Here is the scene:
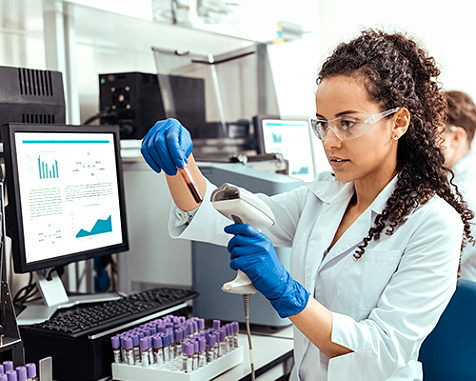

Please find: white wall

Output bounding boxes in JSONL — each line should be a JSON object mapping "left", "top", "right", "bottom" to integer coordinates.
{"left": 317, "top": 0, "right": 476, "bottom": 102}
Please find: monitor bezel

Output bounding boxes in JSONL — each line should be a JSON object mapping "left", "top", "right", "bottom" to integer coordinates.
{"left": 2, "top": 123, "right": 129, "bottom": 273}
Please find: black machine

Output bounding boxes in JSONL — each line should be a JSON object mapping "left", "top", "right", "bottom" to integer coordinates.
{"left": 0, "top": 65, "right": 65, "bottom": 127}
{"left": 98, "top": 71, "right": 206, "bottom": 139}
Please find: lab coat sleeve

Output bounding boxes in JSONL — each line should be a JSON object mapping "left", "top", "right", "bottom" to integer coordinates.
{"left": 168, "top": 177, "right": 309, "bottom": 248}
{"left": 327, "top": 201, "right": 463, "bottom": 380}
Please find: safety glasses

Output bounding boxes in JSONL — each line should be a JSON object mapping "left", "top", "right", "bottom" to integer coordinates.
{"left": 310, "top": 107, "right": 400, "bottom": 141}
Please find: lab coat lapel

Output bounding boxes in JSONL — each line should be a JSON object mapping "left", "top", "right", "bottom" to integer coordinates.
{"left": 318, "top": 207, "right": 373, "bottom": 270}
{"left": 304, "top": 179, "right": 354, "bottom": 290}
{"left": 318, "top": 175, "right": 399, "bottom": 271}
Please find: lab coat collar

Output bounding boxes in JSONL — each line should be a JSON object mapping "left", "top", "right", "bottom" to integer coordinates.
{"left": 308, "top": 173, "right": 355, "bottom": 205}
{"left": 308, "top": 172, "right": 398, "bottom": 214}
{"left": 369, "top": 174, "right": 399, "bottom": 215}
{"left": 453, "top": 151, "right": 476, "bottom": 176}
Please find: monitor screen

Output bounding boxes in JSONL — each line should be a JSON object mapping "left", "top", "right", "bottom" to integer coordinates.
{"left": 258, "top": 118, "right": 315, "bottom": 182}
{"left": 2, "top": 124, "right": 129, "bottom": 273}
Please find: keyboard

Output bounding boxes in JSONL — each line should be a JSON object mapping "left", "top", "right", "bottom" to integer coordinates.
{"left": 26, "top": 287, "right": 198, "bottom": 338}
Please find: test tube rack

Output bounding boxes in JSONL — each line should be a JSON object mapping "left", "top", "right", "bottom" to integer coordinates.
{"left": 112, "top": 346, "right": 243, "bottom": 381}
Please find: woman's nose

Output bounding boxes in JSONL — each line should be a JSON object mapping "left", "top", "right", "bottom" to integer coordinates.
{"left": 322, "top": 127, "right": 342, "bottom": 149}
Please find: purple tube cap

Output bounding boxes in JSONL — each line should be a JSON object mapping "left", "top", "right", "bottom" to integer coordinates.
{"left": 2, "top": 363, "right": 12, "bottom": 373}
{"left": 219, "top": 328, "right": 226, "bottom": 341}
{"left": 152, "top": 335, "right": 163, "bottom": 348}
{"left": 206, "top": 333, "right": 217, "bottom": 346}
{"left": 111, "top": 336, "right": 120, "bottom": 349}
{"left": 131, "top": 334, "right": 140, "bottom": 346}
{"left": 0, "top": 364, "right": 4, "bottom": 374}
{"left": 0, "top": 374, "right": 6, "bottom": 381}
{"left": 140, "top": 337, "right": 151, "bottom": 351}
{"left": 212, "top": 320, "right": 221, "bottom": 330}
{"left": 5, "top": 370, "right": 16, "bottom": 381}
{"left": 15, "top": 367, "right": 26, "bottom": 381}
{"left": 161, "top": 333, "right": 169, "bottom": 346}
{"left": 25, "top": 364, "right": 36, "bottom": 378}
{"left": 192, "top": 340, "right": 199, "bottom": 352}
{"left": 198, "top": 338, "right": 206, "bottom": 351}
{"left": 198, "top": 318, "right": 205, "bottom": 330}
{"left": 122, "top": 337, "right": 133, "bottom": 350}
{"left": 183, "top": 342, "right": 194, "bottom": 356}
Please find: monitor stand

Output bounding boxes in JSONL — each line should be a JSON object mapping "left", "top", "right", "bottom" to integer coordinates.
{"left": 16, "top": 269, "right": 122, "bottom": 326}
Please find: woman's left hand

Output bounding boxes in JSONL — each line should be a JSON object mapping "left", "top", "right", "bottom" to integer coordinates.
{"left": 225, "top": 224, "right": 310, "bottom": 318}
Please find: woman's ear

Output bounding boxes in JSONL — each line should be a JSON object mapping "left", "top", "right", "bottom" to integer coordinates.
{"left": 392, "top": 107, "right": 410, "bottom": 140}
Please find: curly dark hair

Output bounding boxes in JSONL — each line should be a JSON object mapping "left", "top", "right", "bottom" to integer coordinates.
{"left": 317, "top": 29, "right": 474, "bottom": 259}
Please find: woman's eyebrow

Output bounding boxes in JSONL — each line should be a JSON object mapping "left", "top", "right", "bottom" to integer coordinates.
{"left": 316, "top": 110, "right": 360, "bottom": 118}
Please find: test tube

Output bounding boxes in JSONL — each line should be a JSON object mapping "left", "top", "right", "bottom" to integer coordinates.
{"left": 122, "top": 337, "right": 135, "bottom": 365}
{"left": 111, "top": 336, "right": 122, "bottom": 363}
{"left": 175, "top": 328, "right": 184, "bottom": 357}
{"left": 178, "top": 166, "right": 203, "bottom": 204}
{"left": 182, "top": 343, "right": 193, "bottom": 373}
{"left": 206, "top": 334, "right": 217, "bottom": 363}
{"left": 212, "top": 320, "right": 221, "bottom": 330}
{"left": 167, "top": 332, "right": 175, "bottom": 359}
{"left": 15, "top": 367, "right": 26, "bottom": 381}
{"left": 5, "top": 370, "right": 16, "bottom": 381}
{"left": 192, "top": 340, "right": 199, "bottom": 370}
{"left": 25, "top": 364, "right": 36, "bottom": 381}
{"left": 198, "top": 338, "right": 206, "bottom": 368}
{"left": 152, "top": 335, "right": 164, "bottom": 366}
{"left": 140, "top": 337, "right": 151, "bottom": 367}
{"left": 233, "top": 322, "right": 239, "bottom": 348}
{"left": 162, "top": 334, "right": 170, "bottom": 362}
{"left": 131, "top": 334, "right": 141, "bottom": 364}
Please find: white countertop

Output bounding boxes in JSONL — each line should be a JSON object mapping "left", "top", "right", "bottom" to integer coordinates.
{"left": 213, "top": 329, "right": 294, "bottom": 380}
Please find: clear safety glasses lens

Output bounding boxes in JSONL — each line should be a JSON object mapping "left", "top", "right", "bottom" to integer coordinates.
{"left": 310, "top": 107, "right": 400, "bottom": 141}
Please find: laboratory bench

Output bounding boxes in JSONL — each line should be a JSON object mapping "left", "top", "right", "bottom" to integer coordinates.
{"left": 214, "top": 326, "right": 294, "bottom": 381}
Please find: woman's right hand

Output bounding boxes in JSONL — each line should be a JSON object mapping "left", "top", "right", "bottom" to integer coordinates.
{"left": 140, "top": 118, "right": 193, "bottom": 176}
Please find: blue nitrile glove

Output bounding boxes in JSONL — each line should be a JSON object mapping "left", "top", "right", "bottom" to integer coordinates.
{"left": 225, "top": 224, "right": 310, "bottom": 318}
{"left": 140, "top": 118, "right": 192, "bottom": 176}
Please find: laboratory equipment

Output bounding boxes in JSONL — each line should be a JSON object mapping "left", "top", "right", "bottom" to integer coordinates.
{"left": 211, "top": 184, "right": 275, "bottom": 294}
{"left": 20, "top": 287, "right": 197, "bottom": 381}
{"left": 0, "top": 164, "right": 23, "bottom": 365}
{"left": 0, "top": 66, "right": 65, "bottom": 129}
{"left": 253, "top": 116, "right": 316, "bottom": 182}
{"left": 193, "top": 162, "right": 303, "bottom": 326}
{"left": 2, "top": 123, "right": 129, "bottom": 321}
{"left": 152, "top": 44, "right": 280, "bottom": 159}
{"left": 98, "top": 72, "right": 206, "bottom": 139}
{"left": 211, "top": 183, "right": 277, "bottom": 381}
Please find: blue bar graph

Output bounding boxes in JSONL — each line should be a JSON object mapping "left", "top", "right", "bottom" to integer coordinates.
{"left": 38, "top": 156, "right": 59, "bottom": 179}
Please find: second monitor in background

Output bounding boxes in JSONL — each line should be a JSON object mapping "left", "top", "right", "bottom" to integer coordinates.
{"left": 254, "top": 116, "right": 316, "bottom": 182}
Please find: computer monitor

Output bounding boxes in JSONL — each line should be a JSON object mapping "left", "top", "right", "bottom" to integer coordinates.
{"left": 2, "top": 123, "right": 128, "bottom": 317}
{"left": 254, "top": 116, "right": 316, "bottom": 182}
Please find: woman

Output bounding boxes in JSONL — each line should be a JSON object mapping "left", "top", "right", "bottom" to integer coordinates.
{"left": 141, "top": 30, "right": 473, "bottom": 380}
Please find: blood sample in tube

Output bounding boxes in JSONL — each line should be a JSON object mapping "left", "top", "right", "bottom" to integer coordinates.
{"left": 178, "top": 166, "right": 203, "bottom": 204}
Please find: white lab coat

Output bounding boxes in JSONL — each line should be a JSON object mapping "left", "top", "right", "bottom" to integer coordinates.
{"left": 452, "top": 152, "right": 476, "bottom": 281}
{"left": 168, "top": 171, "right": 463, "bottom": 381}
